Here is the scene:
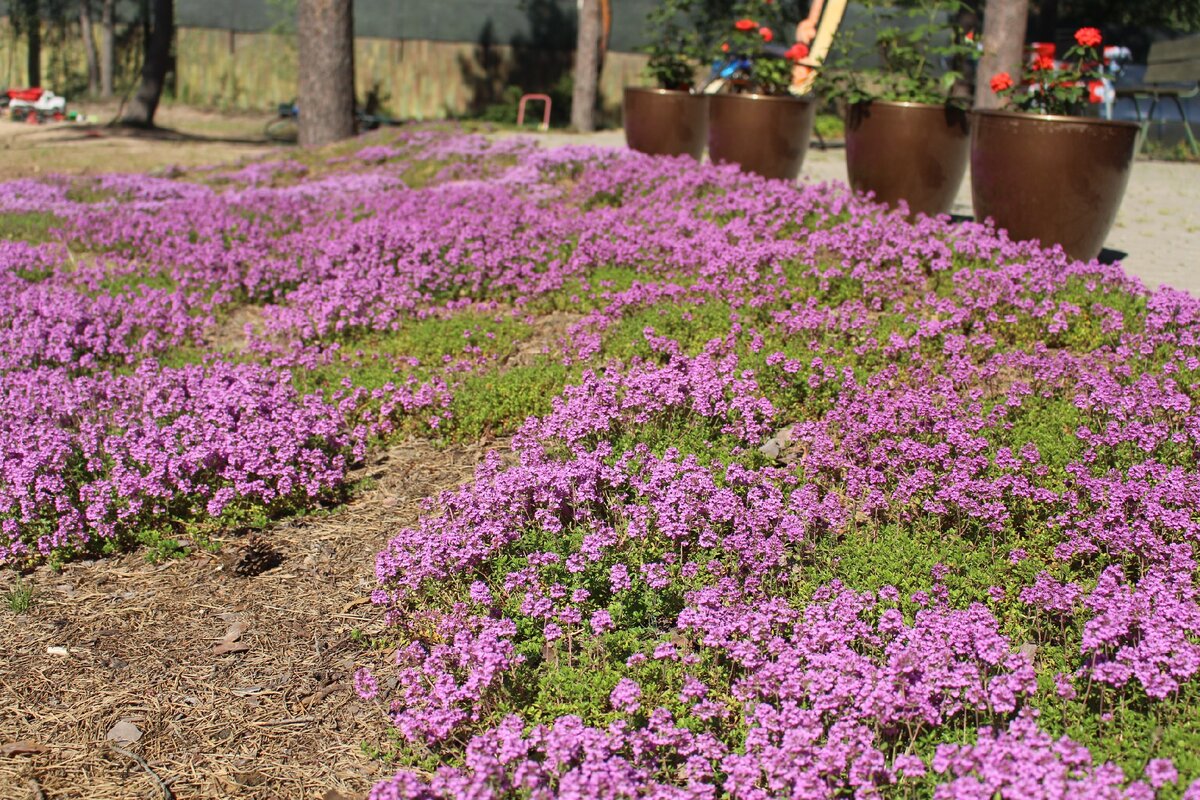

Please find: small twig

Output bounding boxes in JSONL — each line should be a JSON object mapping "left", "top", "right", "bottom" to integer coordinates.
{"left": 251, "top": 716, "right": 313, "bottom": 727}
{"left": 59, "top": 235, "right": 80, "bottom": 272}
{"left": 298, "top": 681, "right": 340, "bottom": 710}
{"left": 108, "top": 742, "right": 174, "bottom": 800}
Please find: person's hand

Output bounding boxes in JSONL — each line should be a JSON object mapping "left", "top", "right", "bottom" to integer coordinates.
{"left": 796, "top": 18, "right": 817, "bottom": 44}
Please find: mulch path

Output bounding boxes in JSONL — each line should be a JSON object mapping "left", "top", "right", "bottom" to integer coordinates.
{"left": 0, "top": 436, "right": 508, "bottom": 800}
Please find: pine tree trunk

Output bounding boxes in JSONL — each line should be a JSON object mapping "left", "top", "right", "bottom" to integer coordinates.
{"left": 23, "top": 0, "right": 41, "bottom": 88}
{"left": 570, "top": 0, "right": 602, "bottom": 132}
{"left": 974, "top": 0, "right": 1029, "bottom": 110}
{"left": 121, "top": 0, "right": 173, "bottom": 127}
{"left": 100, "top": 0, "right": 115, "bottom": 98}
{"left": 81, "top": 0, "right": 100, "bottom": 96}
{"left": 297, "top": 0, "right": 356, "bottom": 147}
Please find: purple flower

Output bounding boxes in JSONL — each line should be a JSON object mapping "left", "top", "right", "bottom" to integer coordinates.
{"left": 1145, "top": 758, "right": 1178, "bottom": 789}
{"left": 609, "top": 678, "right": 641, "bottom": 713}
{"left": 590, "top": 609, "right": 614, "bottom": 633}
{"left": 353, "top": 668, "right": 378, "bottom": 701}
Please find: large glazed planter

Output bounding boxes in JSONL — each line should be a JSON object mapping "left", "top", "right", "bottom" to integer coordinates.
{"left": 845, "top": 100, "right": 970, "bottom": 217}
{"left": 970, "top": 109, "right": 1140, "bottom": 261}
{"left": 623, "top": 87, "right": 709, "bottom": 160}
{"left": 707, "top": 93, "right": 817, "bottom": 181}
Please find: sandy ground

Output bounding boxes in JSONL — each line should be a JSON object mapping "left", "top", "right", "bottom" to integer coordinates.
{"left": 526, "top": 129, "right": 1200, "bottom": 297}
{"left": 0, "top": 103, "right": 276, "bottom": 178}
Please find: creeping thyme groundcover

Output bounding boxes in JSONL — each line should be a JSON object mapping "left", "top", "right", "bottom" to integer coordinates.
{"left": 3, "top": 131, "right": 1200, "bottom": 797}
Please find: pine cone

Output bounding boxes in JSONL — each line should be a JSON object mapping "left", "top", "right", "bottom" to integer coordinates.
{"left": 233, "top": 534, "right": 282, "bottom": 577}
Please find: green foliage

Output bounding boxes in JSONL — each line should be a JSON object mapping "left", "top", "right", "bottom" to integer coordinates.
{"left": 0, "top": 211, "right": 64, "bottom": 246}
{"left": 90, "top": 270, "right": 180, "bottom": 297}
{"left": 816, "top": 0, "right": 975, "bottom": 105}
{"left": 1140, "top": 137, "right": 1200, "bottom": 164}
{"left": 600, "top": 299, "right": 736, "bottom": 362}
{"left": 474, "top": 86, "right": 527, "bottom": 125}
{"left": 642, "top": 0, "right": 707, "bottom": 90}
{"left": 992, "top": 32, "right": 1107, "bottom": 116}
{"left": 64, "top": 185, "right": 118, "bottom": 204}
{"left": 712, "top": 0, "right": 797, "bottom": 96}
{"left": 448, "top": 360, "right": 571, "bottom": 440}
{"left": 4, "top": 579, "right": 33, "bottom": 614}
{"left": 813, "top": 112, "right": 846, "bottom": 140}
{"left": 291, "top": 313, "right": 532, "bottom": 399}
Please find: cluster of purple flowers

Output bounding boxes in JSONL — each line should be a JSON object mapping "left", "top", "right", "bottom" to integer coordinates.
{"left": 4, "top": 128, "right": 1200, "bottom": 795}
{"left": 358, "top": 139, "right": 1199, "bottom": 795}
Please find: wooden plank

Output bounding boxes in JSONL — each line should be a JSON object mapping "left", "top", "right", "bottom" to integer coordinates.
{"left": 1150, "top": 35, "right": 1200, "bottom": 64}
{"left": 1143, "top": 61, "right": 1200, "bottom": 85}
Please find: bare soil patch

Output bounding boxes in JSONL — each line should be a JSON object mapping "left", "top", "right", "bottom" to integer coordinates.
{"left": 0, "top": 103, "right": 276, "bottom": 179}
{"left": 0, "top": 437, "right": 509, "bottom": 800}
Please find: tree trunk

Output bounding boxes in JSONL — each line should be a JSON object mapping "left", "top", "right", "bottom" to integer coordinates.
{"left": 101, "top": 0, "right": 115, "bottom": 98}
{"left": 952, "top": 2, "right": 982, "bottom": 102}
{"left": 571, "top": 0, "right": 602, "bottom": 132}
{"left": 297, "top": 0, "right": 356, "bottom": 147}
{"left": 81, "top": 0, "right": 100, "bottom": 96}
{"left": 23, "top": 0, "right": 41, "bottom": 88}
{"left": 121, "top": 0, "right": 173, "bottom": 127}
{"left": 974, "top": 0, "right": 1029, "bottom": 110}
{"left": 140, "top": 0, "right": 151, "bottom": 51}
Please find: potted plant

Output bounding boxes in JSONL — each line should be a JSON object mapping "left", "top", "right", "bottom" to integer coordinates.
{"left": 624, "top": 0, "right": 710, "bottom": 160}
{"left": 972, "top": 27, "right": 1140, "bottom": 261}
{"left": 818, "top": 0, "right": 977, "bottom": 217}
{"left": 706, "top": 1, "right": 818, "bottom": 180}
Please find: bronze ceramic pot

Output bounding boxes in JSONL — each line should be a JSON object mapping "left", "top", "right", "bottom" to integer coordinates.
{"left": 707, "top": 93, "right": 817, "bottom": 181}
{"left": 623, "top": 87, "right": 709, "bottom": 160}
{"left": 970, "top": 109, "right": 1140, "bottom": 261}
{"left": 845, "top": 100, "right": 970, "bottom": 217}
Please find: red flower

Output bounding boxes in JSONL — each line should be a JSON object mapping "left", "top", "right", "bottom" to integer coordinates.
{"left": 734, "top": 18, "right": 757, "bottom": 31}
{"left": 965, "top": 30, "right": 975, "bottom": 42}
{"left": 1031, "top": 53, "right": 1055, "bottom": 71}
{"left": 721, "top": 42, "right": 730, "bottom": 53}
{"left": 759, "top": 26, "right": 774, "bottom": 42}
{"left": 990, "top": 72, "right": 1014, "bottom": 93}
{"left": 785, "top": 42, "right": 810, "bottom": 62}
{"left": 1088, "top": 80, "right": 1105, "bottom": 103}
{"left": 1075, "top": 27, "right": 1102, "bottom": 48}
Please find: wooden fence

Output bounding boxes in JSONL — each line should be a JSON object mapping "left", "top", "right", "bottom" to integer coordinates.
{"left": 174, "top": 27, "right": 648, "bottom": 121}
{"left": 0, "top": 19, "right": 649, "bottom": 122}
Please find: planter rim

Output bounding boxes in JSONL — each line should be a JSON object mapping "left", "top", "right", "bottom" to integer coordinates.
{"left": 624, "top": 86, "right": 701, "bottom": 97}
{"left": 969, "top": 107, "right": 1140, "bottom": 130}
{"left": 849, "top": 99, "right": 968, "bottom": 111}
{"left": 711, "top": 92, "right": 816, "bottom": 105}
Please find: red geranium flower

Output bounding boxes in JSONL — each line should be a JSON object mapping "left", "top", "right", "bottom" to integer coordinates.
{"left": 759, "top": 26, "right": 774, "bottom": 42}
{"left": 721, "top": 42, "right": 730, "bottom": 53}
{"left": 1031, "top": 54, "right": 1055, "bottom": 71}
{"left": 785, "top": 42, "right": 810, "bottom": 62}
{"left": 734, "top": 18, "right": 757, "bottom": 31}
{"left": 990, "top": 72, "right": 1014, "bottom": 93}
{"left": 1075, "top": 27, "right": 1102, "bottom": 48}
{"left": 1088, "top": 80, "right": 1105, "bottom": 103}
